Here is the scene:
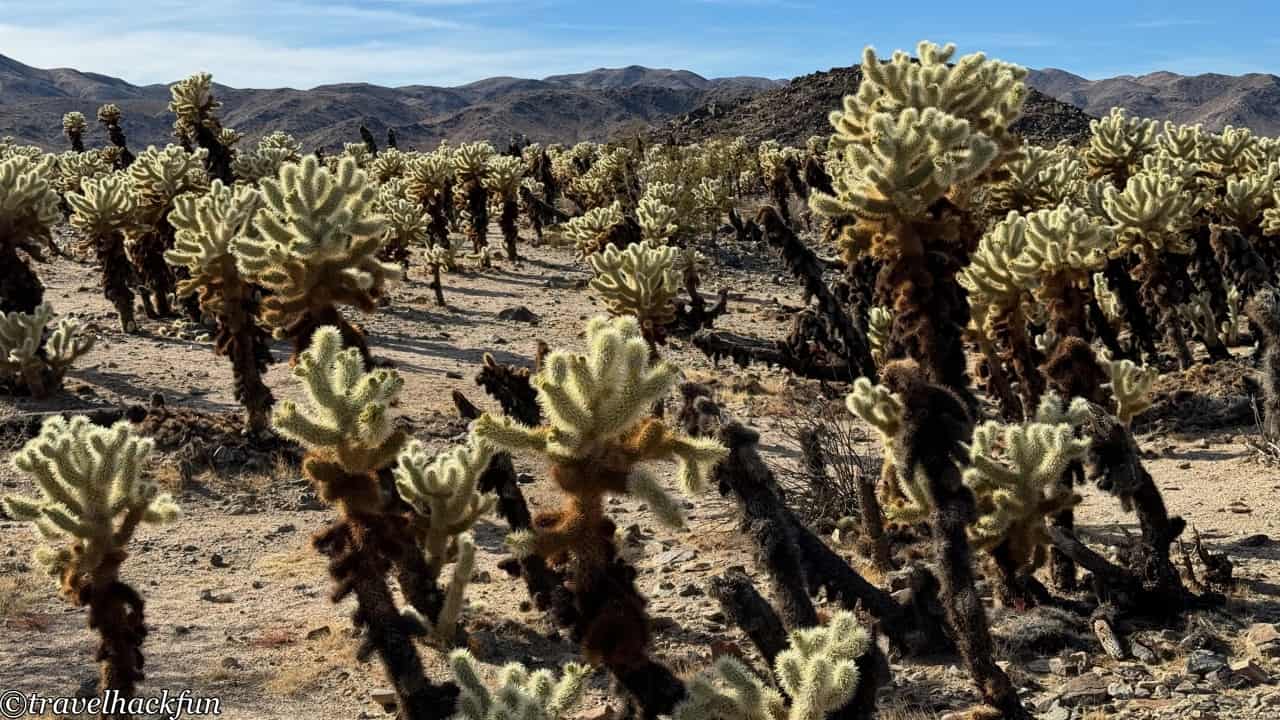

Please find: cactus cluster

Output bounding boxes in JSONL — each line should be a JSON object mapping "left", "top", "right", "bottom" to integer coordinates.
{"left": 0, "top": 303, "right": 94, "bottom": 397}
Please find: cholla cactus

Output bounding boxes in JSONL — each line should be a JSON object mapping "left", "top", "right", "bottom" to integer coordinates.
{"left": 1222, "top": 285, "right": 1244, "bottom": 345}
{"left": 1085, "top": 108, "right": 1157, "bottom": 185}
{"left": 424, "top": 244, "right": 452, "bottom": 306}
{"left": 62, "top": 112, "right": 87, "bottom": 152}
{"left": 1217, "top": 163, "right": 1279, "bottom": 236}
{"left": 473, "top": 316, "right": 726, "bottom": 565}
{"left": 674, "top": 611, "right": 871, "bottom": 720}
{"left": 561, "top": 201, "right": 625, "bottom": 257}
{"left": 484, "top": 155, "right": 524, "bottom": 260}
{"left": 234, "top": 155, "right": 400, "bottom": 366}
{"left": 1203, "top": 126, "right": 1258, "bottom": 178}
{"left": 378, "top": 194, "right": 427, "bottom": 271}
{"left": 0, "top": 303, "right": 94, "bottom": 397}
{"left": 96, "top": 104, "right": 134, "bottom": 169}
{"left": 987, "top": 145, "right": 1084, "bottom": 214}
{"left": 166, "top": 180, "right": 275, "bottom": 432}
{"left": 3, "top": 416, "right": 178, "bottom": 699}
{"left": 232, "top": 132, "right": 303, "bottom": 184}
{"left": 1011, "top": 203, "right": 1113, "bottom": 343}
{"left": 453, "top": 142, "right": 495, "bottom": 253}
{"left": 406, "top": 151, "right": 454, "bottom": 252}
{"left": 1178, "top": 292, "right": 1227, "bottom": 360}
{"left": 588, "top": 241, "right": 679, "bottom": 349}
{"left": 758, "top": 141, "right": 797, "bottom": 224}
{"left": 449, "top": 650, "right": 589, "bottom": 720}
{"left": 636, "top": 193, "right": 679, "bottom": 242}
{"left": 1102, "top": 356, "right": 1157, "bottom": 426}
{"left": 0, "top": 153, "right": 61, "bottom": 314}
{"left": 67, "top": 173, "right": 140, "bottom": 331}
{"left": 169, "top": 72, "right": 233, "bottom": 183}
{"left": 811, "top": 41, "right": 1026, "bottom": 398}
{"left": 53, "top": 149, "right": 113, "bottom": 197}
{"left": 1157, "top": 121, "right": 1204, "bottom": 163}
{"left": 963, "top": 395, "right": 1090, "bottom": 576}
{"left": 126, "top": 144, "right": 211, "bottom": 318}
{"left": 394, "top": 439, "right": 497, "bottom": 641}
{"left": 370, "top": 148, "right": 408, "bottom": 184}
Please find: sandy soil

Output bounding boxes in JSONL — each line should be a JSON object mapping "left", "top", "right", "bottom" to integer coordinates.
{"left": 2, "top": 222, "right": 1279, "bottom": 720}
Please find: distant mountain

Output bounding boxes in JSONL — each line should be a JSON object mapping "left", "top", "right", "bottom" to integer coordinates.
{"left": 1026, "top": 68, "right": 1280, "bottom": 136}
{"left": 0, "top": 55, "right": 780, "bottom": 153}
{"left": 654, "top": 65, "right": 1096, "bottom": 147}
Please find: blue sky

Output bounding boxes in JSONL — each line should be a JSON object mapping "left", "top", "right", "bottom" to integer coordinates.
{"left": 0, "top": 1, "right": 1276, "bottom": 88}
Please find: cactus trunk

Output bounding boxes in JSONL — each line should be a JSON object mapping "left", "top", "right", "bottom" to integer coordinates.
{"left": 0, "top": 240, "right": 43, "bottom": 314}
{"left": 1103, "top": 257, "right": 1159, "bottom": 362}
{"left": 77, "top": 552, "right": 147, "bottom": 718}
{"left": 499, "top": 199, "right": 519, "bottom": 261}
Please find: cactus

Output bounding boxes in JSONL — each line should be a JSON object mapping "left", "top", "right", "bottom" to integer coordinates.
{"left": 562, "top": 201, "right": 626, "bottom": 257}
{"left": 232, "top": 132, "right": 303, "bottom": 184}
{"left": 96, "top": 104, "right": 134, "bottom": 169}
{"left": 1085, "top": 108, "right": 1157, "bottom": 186}
{"left": 472, "top": 316, "right": 724, "bottom": 710}
{"left": 66, "top": 173, "right": 141, "bottom": 331}
{"left": 588, "top": 241, "right": 679, "bottom": 351}
{"left": 963, "top": 394, "right": 1090, "bottom": 604}
{"left": 0, "top": 302, "right": 94, "bottom": 397}
{"left": 674, "top": 611, "right": 871, "bottom": 720}
{"left": 1247, "top": 288, "right": 1280, "bottom": 444}
{"left": 811, "top": 41, "right": 1027, "bottom": 401}
{"left": 448, "top": 650, "right": 589, "bottom": 720}
{"left": 3, "top": 416, "right": 179, "bottom": 702}
{"left": 453, "top": 142, "right": 495, "bottom": 253}
{"left": 867, "top": 306, "right": 891, "bottom": 368}
{"left": 271, "top": 326, "right": 461, "bottom": 716}
{"left": 484, "top": 154, "right": 524, "bottom": 260}
{"left": 1102, "top": 355, "right": 1157, "bottom": 426}
{"left": 1011, "top": 203, "right": 1113, "bottom": 344}
{"left": 636, "top": 192, "right": 679, "bottom": 242}
{"left": 987, "top": 144, "right": 1084, "bottom": 214}
{"left": 126, "top": 144, "right": 210, "bottom": 319}
{"left": 62, "top": 111, "right": 87, "bottom": 152}
{"left": 234, "top": 155, "right": 400, "bottom": 367}
{"left": 378, "top": 192, "right": 428, "bottom": 271}
{"left": 165, "top": 180, "right": 275, "bottom": 433}
{"left": 406, "top": 151, "right": 455, "bottom": 256}
{"left": 168, "top": 72, "right": 233, "bottom": 183}
{"left": 394, "top": 439, "right": 497, "bottom": 642}
{"left": 0, "top": 153, "right": 61, "bottom": 314}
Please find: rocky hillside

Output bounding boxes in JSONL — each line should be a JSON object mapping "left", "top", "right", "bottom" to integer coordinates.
{"left": 653, "top": 65, "right": 1096, "bottom": 147}
{"left": 0, "top": 55, "right": 779, "bottom": 152}
{"left": 1026, "top": 68, "right": 1280, "bottom": 136}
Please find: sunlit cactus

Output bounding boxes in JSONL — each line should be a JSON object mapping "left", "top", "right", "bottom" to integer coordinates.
{"left": 62, "top": 112, "right": 87, "bottom": 152}
{"left": 1218, "top": 163, "right": 1279, "bottom": 236}
{"left": 96, "top": 104, "right": 134, "bottom": 169}
{"left": 3, "top": 416, "right": 179, "bottom": 701}
{"left": 1011, "top": 203, "right": 1113, "bottom": 345}
{"left": 448, "top": 649, "right": 589, "bottom": 720}
{"left": 169, "top": 72, "right": 233, "bottom": 183}
{"left": 234, "top": 155, "right": 400, "bottom": 367}
{"left": 636, "top": 192, "right": 679, "bottom": 242}
{"left": 406, "top": 151, "right": 455, "bottom": 254}
{"left": 562, "top": 201, "right": 625, "bottom": 257}
{"left": 484, "top": 154, "right": 525, "bottom": 260}
{"left": 588, "top": 241, "right": 679, "bottom": 350}
{"left": 0, "top": 153, "right": 61, "bottom": 314}
{"left": 165, "top": 179, "right": 275, "bottom": 433}
{"left": 453, "top": 141, "right": 495, "bottom": 253}
{"left": 987, "top": 144, "right": 1084, "bottom": 214}
{"left": 1085, "top": 108, "right": 1157, "bottom": 185}
{"left": 1101, "top": 355, "right": 1157, "bottom": 426}
{"left": 0, "top": 302, "right": 94, "bottom": 398}
{"left": 66, "top": 173, "right": 141, "bottom": 331}
{"left": 232, "top": 131, "right": 303, "bottom": 184}
{"left": 674, "top": 611, "right": 872, "bottom": 720}
{"left": 377, "top": 192, "right": 427, "bottom": 271}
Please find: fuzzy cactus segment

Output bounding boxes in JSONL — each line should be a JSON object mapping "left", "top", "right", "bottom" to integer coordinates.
{"left": 674, "top": 611, "right": 871, "bottom": 720}
{"left": 1102, "top": 356, "right": 1157, "bottom": 426}
{"left": 166, "top": 180, "right": 262, "bottom": 308}
{"left": 271, "top": 325, "right": 405, "bottom": 510}
{"left": 0, "top": 303, "right": 94, "bottom": 398}
{"left": 394, "top": 438, "right": 498, "bottom": 577}
{"left": 448, "top": 649, "right": 590, "bottom": 720}
{"left": 0, "top": 153, "right": 62, "bottom": 313}
{"left": 588, "top": 241, "right": 679, "bottom": 345}
{"left": 4, "top": 416, "right": 179, "bottom": 582}
{"left": 963, "top": 394, "right": 1090, "bottom": 569}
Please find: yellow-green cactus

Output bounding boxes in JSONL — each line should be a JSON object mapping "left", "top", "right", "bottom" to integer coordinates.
{"left": 448, "top": 649, "right": 589, "bottom": 720}
{"left": 395, "top": 438, "right": 497, "bottom": 577}
{"left": 232, "top": 132, "right": 303, "bottom": 184}
{"left": 963, "top": 394, "right": 1090, "bottom": 570}
{"left": 1084, "top": 108, "right": 1157, "bottom": 184}
{"left": 1103, "top": 170, "right": 1199, "bottom": 257}
{"left": 987, "top": 144, "right": 1085, "bottom": 213}
{"left": 636, "top": 193, "right": 679, "bottom": 242}
{"left": 1102, "top": 355, "right": 1157, "bottom": 426}
{"left": 1156, "top": 121, "right": 1204, "bottom": 163}
{"left": 169, "top": 72, "right": 220, "bottom": 138}
{"left": 674, "top": 611, "right": 871, "bottom": 720}
{"left": 0, "top": 303, "right": 94, "bottom": 398}
{"left": 588, "top": 240, "right": 679, "bottom": 346}
{"left": 3, "top": 415, "right": 178, "bottom": 581}
{"left": 867, "top": 306, "right": 892, "bottom": 367}
{"left": 1, "top": 152, "right": 61, "bottom": 314}
{"left": 1202, "top": 125, "right": 1258, "bottom": 178}
{"left": 234, "top": 155, "right": 400, "bottom": 363}
{"left": 561, "top": 201, "right": 624, "bottom": 256}
{"left": 66, "top": 173, "right": 141, "bottom": 331}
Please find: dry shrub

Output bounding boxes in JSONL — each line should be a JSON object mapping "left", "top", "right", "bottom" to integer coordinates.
{"left": 264, "top": 627, "right": 355, "bottom": 696}
{"left": 775, "top": 395, "right": 881, "bottom": 528}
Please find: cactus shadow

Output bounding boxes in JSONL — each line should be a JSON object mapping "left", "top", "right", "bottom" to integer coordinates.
{"left": 371, "top": 336, "right": 530, "bottom": 370}
{"left": 69, "top": 366, "right": 238, "bottom": 413}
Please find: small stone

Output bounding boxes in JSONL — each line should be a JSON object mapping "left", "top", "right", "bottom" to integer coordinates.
{"left": 497, "top": 306, "right": 540, "bottom": 324}
{"left": 1245, "top": 623, "right": 1280, "bottom": 657}
{"left": 1108, "top": 681, "right": 1134, "bottom": 700}
{"left": 1230, "top": 658, "right": 1270, "bottom": 685}
{"left": 1040, "top": 702, "right": 1070, "bottom": 720}
{"left": 370, "top": 689, "right": 398, "bottom": 712}
{"left": 1059, "top": 673, "right": 1110, "bottom": 707}
{"left": 220, "top": 656, "right": 242, "bottom": 670}
{"left": 272, "top": 523, "right": 297, "bottom": 535}
{"left": 199, "top": 589, "right": 234, "bottom": 604}
{"left": 1130, "top": 640, "right": 1158, "bottom": 663}
{"left": 306, "top": 626, "right": 332, "bottom": 641}
{"left": 210, "top": 553, "right": 230, "bottom": 568}
{"left": 571, "top": 706, "right": 614, "bottom": 720}
{"left": 1185, "top": 650, "right": 1227, "bottom": 676}
{"left": 679, "top": 584, "right": 704, "bottom": 598}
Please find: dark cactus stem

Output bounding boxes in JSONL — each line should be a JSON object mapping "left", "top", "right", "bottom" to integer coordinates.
{"left": 1136, "top": 255, "right": 1194, "bottom": 369}
{"left": 1085, "top": 279, "right": 1129, "bottom": 361}
{"left": 429, "top": 265, "right": 446, "bottom": 307}
{"left": 67, "top": 130, "right": 85, "bottom": 153}
{"left": 769, "top": 174, "right": 792, "bottom": 226}
{"left": 218, "top": 287, "right": 274, "bottom": 434}
{"left": 993, "top": 306, "right": 1045, "bottom": 418}
{"left": 499, "top": 199, "right": 519, "bottom": 261}
{"left": 463, "top": 181, "right": 488, "bottom": 253}
{"left": 0, "top": 241, "right": 43, "bottom": 314}
{"left": 803, "top": 155, "right": 834, "bottom": 197}
{"left": 359, "top": 125, "right": 379, "bottom": 156}
{"left": 193, "top": 123, "right": 233, "bottom": 186}
{"left": 135, "top": 233, "right": 175, "bottom": 319}
{"left": 103, "top": 121, "right": 135, "bottom": 169}
{"left": 95, "top": 230, "right": 137, "bottom": 332}
{"left": 1104, "top": 256, "right": 1159, "bottom": 363}
{"left": 879, "top": 361, "right": 1029, "bottom": 719}
{"left": 291, "top": 305, "right": 372, "bottom": 370}
{"left": 708, "top": 571, "right": 790, "bottom": 664}
{"left": 78, "top": 552, "right": 146, "bottom": 719}
{"left": 1246, "top": 289, "right": 1280, "bottom": 444}
{"left": 386, "top": 128, "right": 398, "bottom": 149}
{"left": 1190, "top": 225, "right": 1230, "bottom": 322}
{"left": 313, "top": 515, "right": 458, "bottom": 720}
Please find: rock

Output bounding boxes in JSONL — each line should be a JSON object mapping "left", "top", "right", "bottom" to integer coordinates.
{"left": 199, "top": 589, "right": 234, "bottom": 604}
{"left": 498, "top": 306, "right": 540, "bottom": 324}
{"left": 1237, "top": 533, "right": 1273, "bottom": 547}
{"left": 221, "top": 656, "right": 242, "bottom": 670}
{"left": 1185, "top": 650, "right": 1227, "bottom": 676}
{"left": 1229, "top": 658, "right": 1270, "bottom": 685}
{"left": 1130, "top": 640, "right": 1158, "bottom": 664}
{"left": 571, "top": 706, "right": 614, "bottom": 720}
{"left": 306, "top": 626, "right": 332, "bottom": 641}
{"left": 1040, "top": 702, "right": 1071, "bottom": 720}
{"left": 445, "top": 371, "right": 463, "bottom": 379}
{"left": 468, "top": 630, "right": 498, "bottom": 658}
{"left": 1059, "top": 673, "right": 1111, "bottom": 707}
{"left": 679, "top": 583, "right": 704, "bottom": 598}
{"left": 1246, "top": 623, "right": 1280, "bottom": 657}
{"left": 1108, "top": 681, "right": 1134, "bottom": 700}
{"left": 370, "top": 689, "right": 398, "bottom": 712}
{"left": 210, "top": 553, "right": 230, "bottom": 568}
